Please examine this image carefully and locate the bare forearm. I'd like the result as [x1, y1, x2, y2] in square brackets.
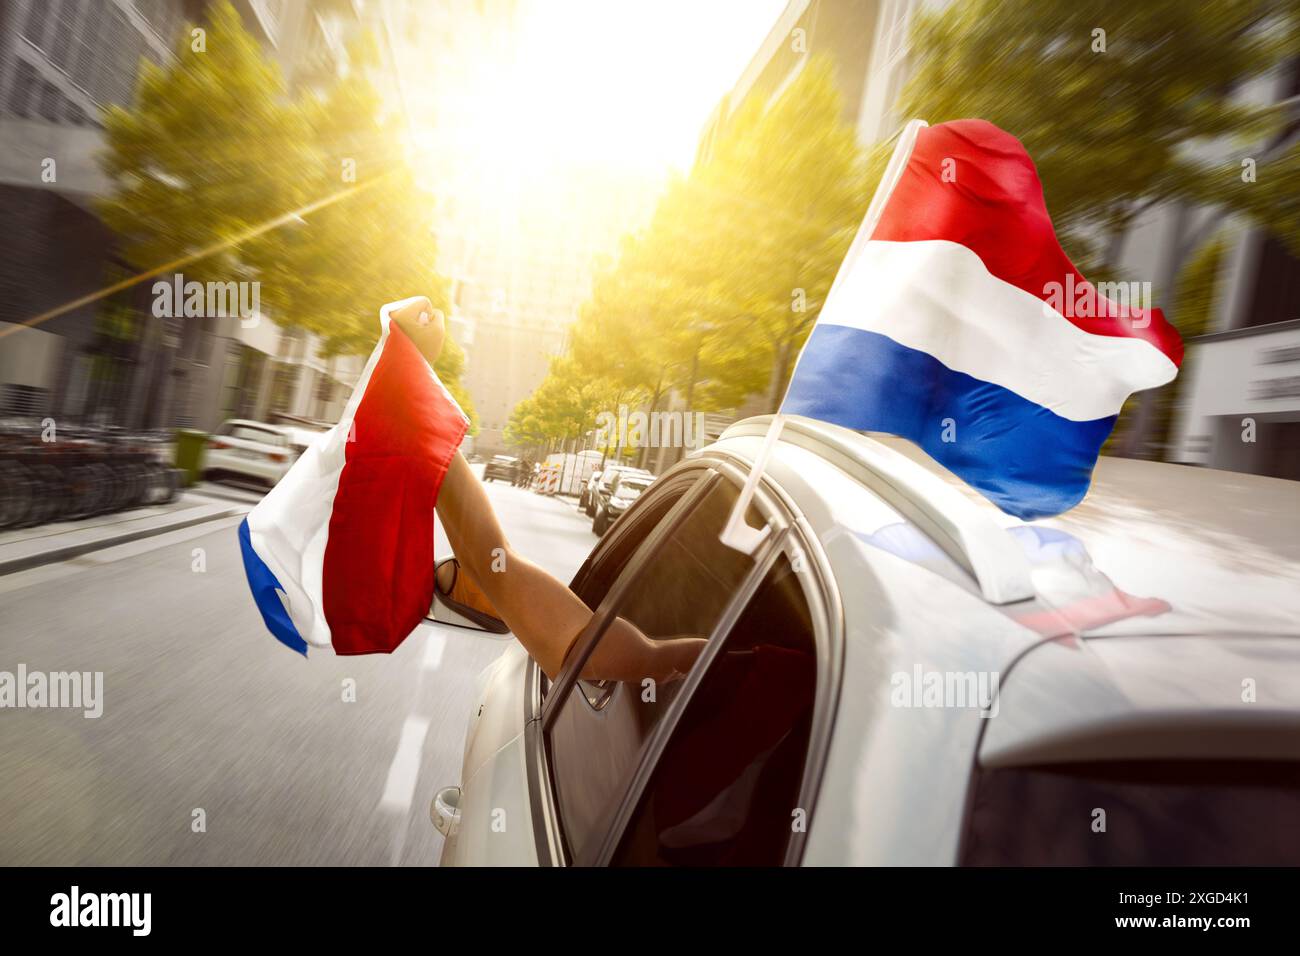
[436, 453, 591, 678]
[392, 297, 702, 683]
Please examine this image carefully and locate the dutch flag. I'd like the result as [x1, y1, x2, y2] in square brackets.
[782, 119, 1183, 520]
[238, 299, 469, 656]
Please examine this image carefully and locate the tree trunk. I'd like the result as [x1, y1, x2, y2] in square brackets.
[636, 376, 664, 469]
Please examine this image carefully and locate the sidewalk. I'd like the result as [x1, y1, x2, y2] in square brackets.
[0, 484, 260, 576]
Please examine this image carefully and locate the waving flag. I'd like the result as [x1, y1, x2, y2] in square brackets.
[238, 299, 468, 656]
[782, 120, 1183, 520]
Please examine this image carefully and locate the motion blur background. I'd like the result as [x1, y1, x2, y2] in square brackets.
[0, 0, 1296, 483]
[0, 0, 1297, 868]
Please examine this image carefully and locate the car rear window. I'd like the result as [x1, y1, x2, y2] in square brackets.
[224, 425, 285, 446]
[961, 759, 1300, 865]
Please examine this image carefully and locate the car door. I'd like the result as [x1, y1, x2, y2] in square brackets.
[528, 459, 839, 866]
[440, 466, 708, 865]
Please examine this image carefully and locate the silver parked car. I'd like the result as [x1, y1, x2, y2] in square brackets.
[427, 414, 1300, 866]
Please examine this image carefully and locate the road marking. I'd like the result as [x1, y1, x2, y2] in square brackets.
[421, 632, 446, 671]
[379, 716, 431, 812]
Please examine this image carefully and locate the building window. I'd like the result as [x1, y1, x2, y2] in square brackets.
[1, 384, 48, 416]
[268, 363, 298, 415]
[70, 1, 106, 93]
[21, 0, 51, 50]
[39, 80, 62, 122]
[50, 0, 79, 71]
[6, 59, 37, 117]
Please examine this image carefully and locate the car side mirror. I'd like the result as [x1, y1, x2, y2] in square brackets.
[427, 557, 511, 635]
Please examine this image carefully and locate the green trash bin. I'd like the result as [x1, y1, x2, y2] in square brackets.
[173, 429, 209, 488]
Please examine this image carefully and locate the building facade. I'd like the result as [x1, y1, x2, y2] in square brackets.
[0, 0, 366, 433]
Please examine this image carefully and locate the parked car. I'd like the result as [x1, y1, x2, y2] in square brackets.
[202, 420, 295, 488]
[279, 425, 326, 457]
[586, 464, 651, 517]
[592, 472, 652, 536]
[577, 469, 602, 511]
[482, 455, 518, 483]
[427, 414, 1300, 866]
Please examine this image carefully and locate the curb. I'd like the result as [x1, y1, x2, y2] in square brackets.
[0, 504, 245, 577]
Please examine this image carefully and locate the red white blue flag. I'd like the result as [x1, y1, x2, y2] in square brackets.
[239, 299, 468, 655]
[782, 119, 1183, 519]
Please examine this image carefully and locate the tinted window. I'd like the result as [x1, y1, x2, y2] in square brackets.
[610, 554, 816, 866]
[962, 760, 1300, 865]
[222, 424, 285, 446]
[549, 478, 760, 861]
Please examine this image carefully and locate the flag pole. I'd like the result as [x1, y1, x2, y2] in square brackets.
[718, 118, 929, 555]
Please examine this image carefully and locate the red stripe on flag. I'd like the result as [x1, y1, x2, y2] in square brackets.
[323, 323, 468, 655]
[871, 119, 1183, 367]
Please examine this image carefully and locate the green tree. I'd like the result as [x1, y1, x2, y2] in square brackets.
[521, 54, 874, 448]
[98, 1, 475, 429]
[98, 1, 310, 284]
[899, 0, 1300, 455]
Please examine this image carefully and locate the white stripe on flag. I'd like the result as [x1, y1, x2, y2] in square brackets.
[817, 239, 1178, 421]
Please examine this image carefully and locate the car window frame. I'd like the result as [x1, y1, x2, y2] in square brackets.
[523, 463, 718, 865]
[524, 453, 844, 867]
[546, 462, 784, 864]
[581, 454, 841, 866]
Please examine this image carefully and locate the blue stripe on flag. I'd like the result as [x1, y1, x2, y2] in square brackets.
[238, 517, 308, 655]
[782, 324, 1115, 520]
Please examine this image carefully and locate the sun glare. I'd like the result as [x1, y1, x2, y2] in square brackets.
[401, 0, 787, 192]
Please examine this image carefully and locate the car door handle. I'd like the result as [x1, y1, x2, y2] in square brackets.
[430, 786, 461, 837]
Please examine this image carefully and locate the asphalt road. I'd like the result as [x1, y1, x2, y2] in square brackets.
[0, 469, 595, 865]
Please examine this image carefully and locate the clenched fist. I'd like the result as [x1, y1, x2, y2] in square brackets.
[390, 296, 445, 368]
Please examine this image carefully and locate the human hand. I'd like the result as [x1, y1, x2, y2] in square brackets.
[390, 296, 445, 367]
[646, 636, 709, 684]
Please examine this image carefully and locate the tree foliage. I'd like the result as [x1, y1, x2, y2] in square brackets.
[98, 0, 474, 428]
[899, 0, 1300, 272]
[507, 57, 874, 452]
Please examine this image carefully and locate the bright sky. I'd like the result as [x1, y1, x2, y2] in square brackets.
[407, 0, 790, 178]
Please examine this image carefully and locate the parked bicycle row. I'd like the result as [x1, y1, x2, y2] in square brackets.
[0, 421, 182, 531]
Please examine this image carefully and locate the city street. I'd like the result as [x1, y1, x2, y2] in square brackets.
[0, 469, 595, 866]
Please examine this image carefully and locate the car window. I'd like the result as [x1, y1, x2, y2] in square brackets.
[225, 424, 285, 446]
[609, 552, 816, 866]
[568, 471, 704, 620]
[548, 476, 762, 862]
[615, 478, 651, 497]
[961, 760, 1300, 865]
[600, 469, 629, 490]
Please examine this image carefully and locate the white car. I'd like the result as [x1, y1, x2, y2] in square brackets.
[203, 419, 297, 488]
[428, 414, 1300, 866]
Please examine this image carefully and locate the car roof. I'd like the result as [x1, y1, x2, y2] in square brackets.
[709, 415, 1300, 643]
[701, 417, 1300, 865]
